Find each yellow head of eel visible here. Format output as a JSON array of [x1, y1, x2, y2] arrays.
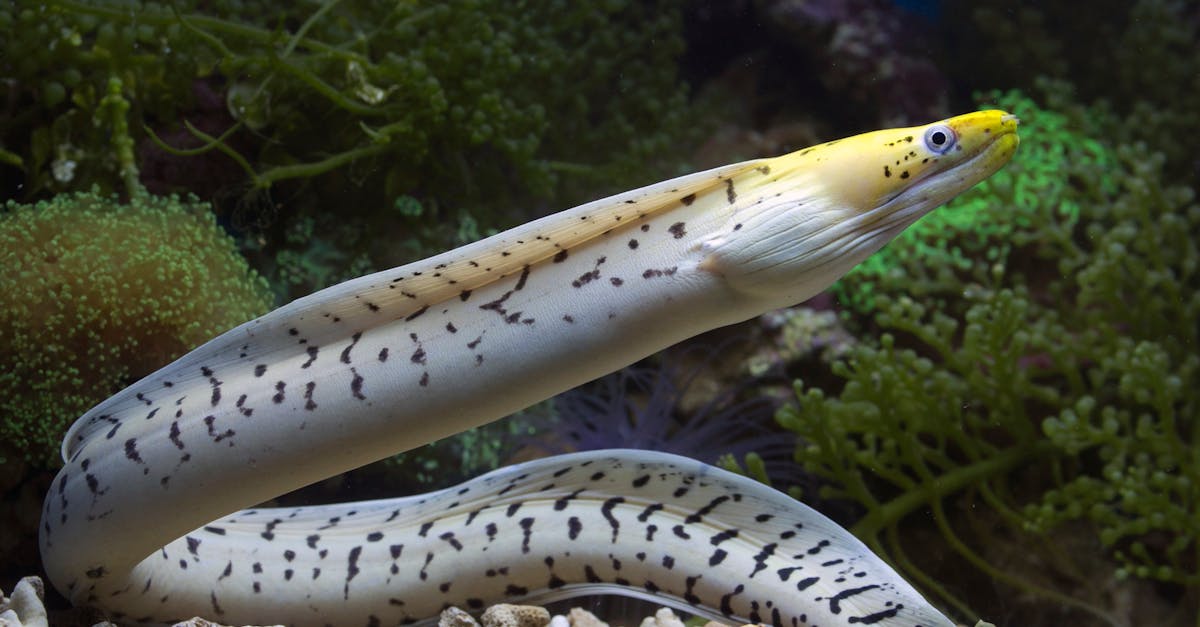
[[706, 109, 1019, 307]]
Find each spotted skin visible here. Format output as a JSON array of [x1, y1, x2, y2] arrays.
[[83, 451, 954, 626], [41, 112, 1019, 626]]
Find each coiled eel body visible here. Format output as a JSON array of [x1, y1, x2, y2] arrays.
[[40, 111, 1019, 626]]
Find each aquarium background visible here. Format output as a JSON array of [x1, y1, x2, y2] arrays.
[[1, 1, 1197, 625]]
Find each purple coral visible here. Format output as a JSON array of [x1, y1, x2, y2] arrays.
[[527, 338, 807, 489]]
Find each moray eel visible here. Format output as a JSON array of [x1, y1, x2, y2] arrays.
[[40, 111, 1018, 626]]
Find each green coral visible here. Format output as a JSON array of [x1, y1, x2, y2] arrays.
[[772, 91, 1199, 623], [0, 190, 274, 466]]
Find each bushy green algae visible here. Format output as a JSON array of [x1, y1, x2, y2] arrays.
[[0, 191, 273, 466], [948, 0, 1199, 182], [2, 0, 700, 299], [833, 88, 1118, 314], [3, 0, 691, 194], [0, 4, 198, 195], [770, 92, 1199, 622]]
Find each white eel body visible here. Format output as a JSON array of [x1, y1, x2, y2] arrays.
[[40, 112, 1019, 626]]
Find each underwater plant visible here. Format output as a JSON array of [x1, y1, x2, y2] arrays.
[[768, 92, 1199, 624], [946, 0, 1199, 182], [0, 3, 199, 197], [0, 190, 273, 466], [1, 0, 702, 301], [832, 86, 1118, 314]]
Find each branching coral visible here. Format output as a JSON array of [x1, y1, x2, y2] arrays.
[[771, 92, 1199, 624], [0, 190, 273, 466]]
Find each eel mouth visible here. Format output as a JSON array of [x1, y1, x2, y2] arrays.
[[955, 110, 1021, 182], [866, 111, 1020, 234]]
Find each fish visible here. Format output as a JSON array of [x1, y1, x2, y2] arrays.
[[40, 110, 1019, 626]]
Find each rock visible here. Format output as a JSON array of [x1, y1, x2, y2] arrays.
[[0, 577, 47, 627], [748, 306, 856, 378], [566, 607, 608, 627], [169, 617, 281, 627], [639, 608, 685, 627], [440, 607, 481, 627], [760, 0, 951, 124], [480, 604, 551, 627]]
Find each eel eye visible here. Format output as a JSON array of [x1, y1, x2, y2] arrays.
[[923, 124, 956, 154]]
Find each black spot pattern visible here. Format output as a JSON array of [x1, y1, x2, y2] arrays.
[[42, 104, 999, 627], [49, 450, 935, 627], [340, 332, 362, 364]]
